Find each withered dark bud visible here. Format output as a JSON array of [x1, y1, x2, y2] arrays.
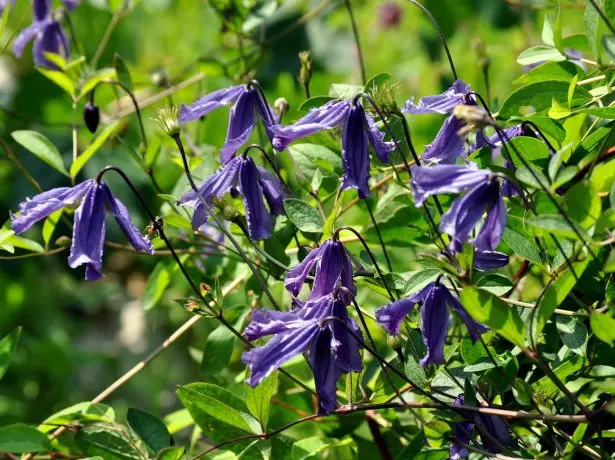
[[83, 102, 100, 133]]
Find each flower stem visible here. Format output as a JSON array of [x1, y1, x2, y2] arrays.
[[363, 197, 393, 272], [588, 0, 615, 35], [343, 0, 366, 84]]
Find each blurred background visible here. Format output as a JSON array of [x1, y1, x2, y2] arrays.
[[0, 0, 587, 430]]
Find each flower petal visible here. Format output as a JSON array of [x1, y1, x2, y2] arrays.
[[365, 111, 394, 163], [473, 250, 509, 271], [271, 100, 350, 151], [244, 309, 307, 341], [340, 104, 371, 198], [442, 285, 488, 342], [239, 157, 273, 240], [33, 21, 69, 69], [311, 239, 355, 299], [101, 183, 153, 254], [284, 245, 325, 297], [178, 85, 244, 124], [34, 0, 51, 22], [410, 164, 491, 207], [474, 413, 512, 454], [402, 80, 471, 115], [375, 285, 430, 335], [309, 327, 342, 415], [331, 298, 363, 373], [473, 191, 506, 251], [257, 166, 286, 216], [421, 115, 466, 165], [220, 88, 258, 164], [13, 23, 40, 58], [11, 180, 92, 234], [419, 284, 449, 366]]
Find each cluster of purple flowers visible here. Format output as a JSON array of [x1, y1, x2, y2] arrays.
[[13, 0, 79, 69]]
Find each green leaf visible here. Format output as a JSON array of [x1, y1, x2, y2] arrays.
[[460, 286, 525, 348], [75, 424, 141, 460], [404, 330, 427, 388], [40, 402, 115, 432], [527, 214, 588, 240], [177, 383, 262, 434], [563, 181, 601, 229], [513, 62, 582, 86], [156, 447, 184, 460], [424, 420, 451, 449], [287, 144, 342, 178], [11, 130, 68, 176], [575, 107, 615, 119], [605, 248, 615, 273], [200, 325, 236, 375], [328, 83, 363, 99], [516, 165, 550, 190], [509, 137, 551, 163], [0, 423, 50, 453], [0, 327, 21, 381], [142, 256, 187, 311], [590, 311, 615, 346], [113, 53, 133, 91], [556, 316, 587, 356], [498, 81, 592, 119], [298, 96, 335, 112], [245, 372, 277, 430], [42, 210, 62, 249], [501, 227, 542, 265], [606, 0, 615, 23], [291, 436, 347, 460], [37, 68, 75, 95], [585, 3, 600, 59], [80, 68, 117, 98], [283, 199, 323, 233], [476, 273, 513, 296], [70, 120, 124, 178], [517, 46, 565, 66], [532, 355, 583, 399], [311, 168, 323, 192], [603, 35, 615, 60], [532, 258, 591, 338], [403, 269, 440, 295], [512, 378, 533, 406], [126, 408, 171, 454]]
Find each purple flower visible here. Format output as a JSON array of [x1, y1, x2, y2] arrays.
[[11, 179, 153, 280], [13, 0, 75, 69], [272, 99, 393, 197], [179, 84, 277, 164], [242, 289, 362, 414], [474, 250, 509, 271], [375, 280, 487, 366], [411, 164, 506, 252], [403, 81, 474, 164], [450, 395, 473, 460], [179, 155, 285, 241], [284, 238, 355, 300]]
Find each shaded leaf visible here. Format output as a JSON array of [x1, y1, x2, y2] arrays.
[[127, 408, 171, 453], [11, 130, 68, 176]]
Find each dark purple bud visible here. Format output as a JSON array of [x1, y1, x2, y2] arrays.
[[379, 2, 402, 28], [83, 102, 100, 133]]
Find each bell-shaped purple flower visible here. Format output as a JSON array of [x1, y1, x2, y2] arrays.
[[271, 99, 393, 197], [284, 238, 355, 300], [179, 155, 285, 241], [13, 0, 73, 69], [403, 81, 474, 164], [179, 84, 277, 164], [411, 164, 506, 252], [473, 249, 509, 271], [375, 280, 487, 366], [11, 179, 153, 280], [242, 288, 362, 414]]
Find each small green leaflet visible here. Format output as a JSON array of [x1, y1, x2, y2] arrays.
[[11, 130, 68, 176], [126, 408, 171, 453], [283, 199, 323, 233], [245, 372, 277, 430], [0, 423, 51, 453], [0, 327, 21, 381]]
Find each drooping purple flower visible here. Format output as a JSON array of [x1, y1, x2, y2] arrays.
[[284, 238, 355, 300], [271, 99, 393, 197], [375, 280, 487, 366], [179, 155, 285, 241], [11, 179, 153, 280], [179, 83, 278, 164], [450, 395, 473, 460], [242, 289, 362, 414], [403, 81, 475, 164], [411, 164, 506, 252], [13, 0, 74, 69], [473, 249, 509, 271]]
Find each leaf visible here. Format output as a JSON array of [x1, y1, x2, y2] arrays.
[[11, 130, 68, 176], [501, 227, 542, 265], [156, 447, 184, 460], [177, 383, 261, 434], [533, 258, 591, 338], [516, 165, 550, 190], [460, 286, 525, 348], [603, 35, 615, 60], [75, 424, 141, 460], [403, 269, 439, 296], [556, 316, 587, 356], [576, 107, 615, 119], [527, 214, 588, 240], [283, 199, 323, 233], [0, 423, 50, 453], [404, 330, 427, 388], [298, 96, 335, 112], [113, 53, 133, 91], [37, 68, 75, 95], [142, 259, 174, 311], [42, 210, 62, 249], [40, 402, 115, 432], [200, 325, 236, 375], [584, 3, 600, 59], [512, 378, 533, 406], [245, 372, 278, 430], [513, 62, 582, 86], [287, 144, 342, 178], [126, 408, 171, 453], [291, 436, 347, 460], [509, 137, 551, 163], [532, 355, 583, 399], [607, 0, 615, 23], [563, 181, 601, 229], [0, 327, 21, 381], [590, 311, 615, 346], [517, 46, 565, 66], [424, 420, 451, 449], [80, 67, 117, 97], [70, 120, 125, 178], [476, 273, 513, 296], [498, 81, 592, 119], [328, 83, 363, 99]]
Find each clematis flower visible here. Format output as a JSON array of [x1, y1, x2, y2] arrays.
[[178, 83, 278, 164], [179, 155, 285, 241], [284, 238, 355, 300], [11, 179, 153, 280], [402, 80, 475, 164], [271, 99, 394, 197], [411, 163, 506, 252], [13, 0, 77, 69], [473, 249, 509, 271], [242, 288, 363, 414], [375, 280, 487, 366]]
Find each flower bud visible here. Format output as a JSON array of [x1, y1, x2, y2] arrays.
[[453, 105, 491, 137], [83, 102, 100, 133], [298, 51, 312, 89], [274, 97, 289, 119], [153, 106, 180, 138], [212, 196, 239, 222]]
